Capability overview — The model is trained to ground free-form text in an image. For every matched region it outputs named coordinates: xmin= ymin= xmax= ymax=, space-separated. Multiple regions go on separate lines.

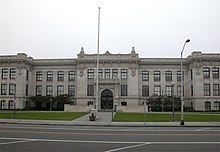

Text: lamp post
xmin=180 ymin=39 xmax=190 ymax=125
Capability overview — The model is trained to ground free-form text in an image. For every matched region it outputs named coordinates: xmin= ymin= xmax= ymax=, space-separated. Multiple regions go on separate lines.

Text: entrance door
xmin=101 ymin=89 xmax=113 ymax=110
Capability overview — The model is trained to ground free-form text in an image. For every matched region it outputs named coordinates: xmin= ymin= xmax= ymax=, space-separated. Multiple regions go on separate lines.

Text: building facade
xmin=0 ymin=48 xmax=220 ymax=112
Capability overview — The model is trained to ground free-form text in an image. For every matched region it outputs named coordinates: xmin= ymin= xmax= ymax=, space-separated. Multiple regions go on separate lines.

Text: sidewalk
xmin=0 ymin=112 xmax=220 ymax=127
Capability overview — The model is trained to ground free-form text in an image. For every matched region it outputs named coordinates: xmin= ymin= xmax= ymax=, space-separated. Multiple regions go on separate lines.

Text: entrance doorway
xmin=101 ymin=89 xmax=113 ymax=110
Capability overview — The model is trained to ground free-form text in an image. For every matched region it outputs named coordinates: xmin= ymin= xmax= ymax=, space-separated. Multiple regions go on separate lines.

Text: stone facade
xmin=0 ymin=48 xmax=220 ymax=112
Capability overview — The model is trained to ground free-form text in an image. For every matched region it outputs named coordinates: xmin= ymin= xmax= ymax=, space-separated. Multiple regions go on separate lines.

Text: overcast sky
xmin=0 ymin=0 xmax=219 ymax=59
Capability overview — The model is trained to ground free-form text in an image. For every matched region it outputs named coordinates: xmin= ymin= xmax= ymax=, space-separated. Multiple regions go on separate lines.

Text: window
xmin=177 ymin=71 xmax=184 ymax=81
xmin=142 ymin=71 xmax=149 ymax=81
xmin=9 ymin=84 xmax=16 ymax=95
xmin=47 ymin=71 xmax=53 ymax=81
xmin=191 ymin=69 xmax=193 ymax=80
xmin=165 ymin=71 xmax=172 ymax=81
xmin=98 ymin=69 xmax=103 ymax=79
xmin=203 ymin=67 xmax=210 ymax=78
xmin=87 ymin=85 xmax=94 ymax=96
xmin=154 ymin=86 xmax=161 ymax=96
xmin=36 ymin=86 xmax=42 ymax=96
xmin=2 ymin=69 xmax=8 ymax=79
xmin=212 ymin=67 xmax=219 ymax=78
xmin=58 ymin=71 xmax=64 ymax=81
xmin=8 ymin=101 xmax=14 ymax=109
xmin=177 ymin=86 xmax=181 ymax=97
xmin=26 ymin=70 xmax=29 ymax=80
xmin=57 ymin=86 xmax=64 ymax=96
xmin=36 ymin=71 xmax=43 ymax=81
xmin=46 ymin=86 xmax=53 ymax=96
xmin=121 ymin=69 xmax=127 ymax=79
xmin=69 ymin=71 xmax=75 ymax=81
xmin=0 ymin=100 xmax=6 ymax=109
xmin=68 ymin=85 xmax=75 ymax=96
xmin=105 ymin=69 xmax=110 ymax=79
xmin=142 ymin=85 xmax=149 ymax=97
xmin=121 ymin=85 xmax=127 ymax=96
xmin=121 ymin=101 xmax=127 ymax=106
xmin=205 ymin=102 xmax=211 ymax=111
xmin=191 ymin=85 xmax=193 ymax=96
xmin=204 ymin=84 xmax=210 ymax=96
xmin=87 ymin=69 xmax=94 ymax=79
xmin=165 ymin=86 xmax=172 ymax=96
xmin=154 ymin=71 xmax=160 ymax=81
xmin=214 ymin=102 xmax=220 ymax=111
xmin=10 ymin=68 xmax=16 ymax=79
xmin=25 ymin=85 xmax=28 ymax=96
xmin=112 ymin=69 xmax=118 ymax=79
xmin=1 ymin=84 xmax=7 ymax=95
xmin=87 ymin=101 xmax=93 ymax=106
xmin=213 ymin=84 xmax=220 ymax=96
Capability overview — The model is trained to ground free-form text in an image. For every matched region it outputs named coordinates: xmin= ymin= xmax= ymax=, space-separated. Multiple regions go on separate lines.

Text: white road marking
xmin=195 ymin=128 xmax=211 ymax=131
xmin=0 ymin=140 xmax=35 ymax=145
xmin=104 ymin=143 xmax=150 ymax=152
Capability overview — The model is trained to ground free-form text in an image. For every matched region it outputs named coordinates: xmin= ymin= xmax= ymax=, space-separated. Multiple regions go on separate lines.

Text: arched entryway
xmin=101 ymin=89 xmax=113 ymax=110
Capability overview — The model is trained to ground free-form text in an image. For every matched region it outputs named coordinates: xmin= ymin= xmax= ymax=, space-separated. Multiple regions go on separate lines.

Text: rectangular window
xmin=58 ymin=71 xmax=64 ymax=81
xmin=212 ymin=67 xmax=219 ymax=78
xmin=87 ymin=85 xmax=94 ymax=96
xmin=203 ymin=67 xmax=210 ymax=78
xmin=36 ymin=71 xmax=43 ymax=81
xmin=205 ymin=102 xmax=211 ymax=111
xmin=46 ymin=86 xmax=53 ymax=96
xmin=57 ymin=86 xmax=64 ymax=96
xmin=25 ymin=85 xmax=28 ymax=96
xmin=177 ymin=86 xmax=181 ymax=97
xmin=87 ymin=69 xmax=94 ymax=79
xmin=112 ymin=69 xmax=118 ymax=79
xmin=47 ymin=71 xmax=53 ymax=81
xmin=0 ymin=100 xmax=6 ymax=109
xmin=165 ymin=71 xmax=172 ymax=81
xmin=214 ymin=101 xmax=220 ymax=111
xmin=154 ymin=71 xmax=160 ymax=81
xmin=121 ymin=69 xmax=128 ymax=79
xmin=68 ymin=85 xmax=75 ymax=96
xmin=204 ymin=84 xmax=210 ymax=96
xmin=142 ymin=85 xmax=149 ymax=97
xmin=87 ymin=101 xmax=93 ymax=106
xmin=121 ymin=101 xmax=127 ymax=106
xmin=191 ymin=85 xmax=193 ymax=96
xmin=177 ymin=71 xmax=184 ymax=81
xmin=142 ymin=71 xmax=149 ymax=81
xmin=36 ymin=86 xmax=42 ymax=96
xmin=154 ymin=86 xmax=161 ymax=96
xmin=105 ymin=69 xmax=111 ymax=79
xmin=121 ymin=85 xmax=127 ymax=96
xmin=165 ymin=86 xmax=172 ymax=96
xmin=68 ymin=71 xmax=75 ymax=81
xmin=9 ymin=84 xmax=16 ymax=95
xmin=98 ymin=69 xmax=103 ymax=79
xmin=213 ymin=84 xmax=220 ymax=96
xmin=8 ymin=100 xmax=14 ymax=109
xmin=1 ymin=84 xmax=7 ymax=95
xmin=2 ymin=69 xmax=8 ymax=79
xmin=10 ymin=68 xmax=16 ymax=79
xmin=191 ymin=69 xmax=193 ymax=80
xmin=26 ymin=70 xmax=29 ymax=80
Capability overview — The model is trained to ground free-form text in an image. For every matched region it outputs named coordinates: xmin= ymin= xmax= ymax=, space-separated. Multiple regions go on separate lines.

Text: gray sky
xmin=0 ymin=0 xmax=220 ymax=59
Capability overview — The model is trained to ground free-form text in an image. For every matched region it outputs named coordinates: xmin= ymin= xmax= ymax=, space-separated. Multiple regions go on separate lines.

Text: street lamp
xmin=180 ymin=39 xmax=190 ymax=125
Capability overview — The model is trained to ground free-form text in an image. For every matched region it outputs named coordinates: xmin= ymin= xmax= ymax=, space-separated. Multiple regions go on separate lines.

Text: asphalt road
xmin=0 ymin=124 xmax=219 ymax=152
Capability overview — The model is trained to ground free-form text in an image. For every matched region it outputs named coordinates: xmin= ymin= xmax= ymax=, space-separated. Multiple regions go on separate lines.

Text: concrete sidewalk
xmin=0 ymin=112 xmax=220 ymax=127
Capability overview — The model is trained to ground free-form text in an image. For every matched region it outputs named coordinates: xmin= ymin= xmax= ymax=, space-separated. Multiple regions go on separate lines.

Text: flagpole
xmin=95 ymin=7 xmax=100 ymax=118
